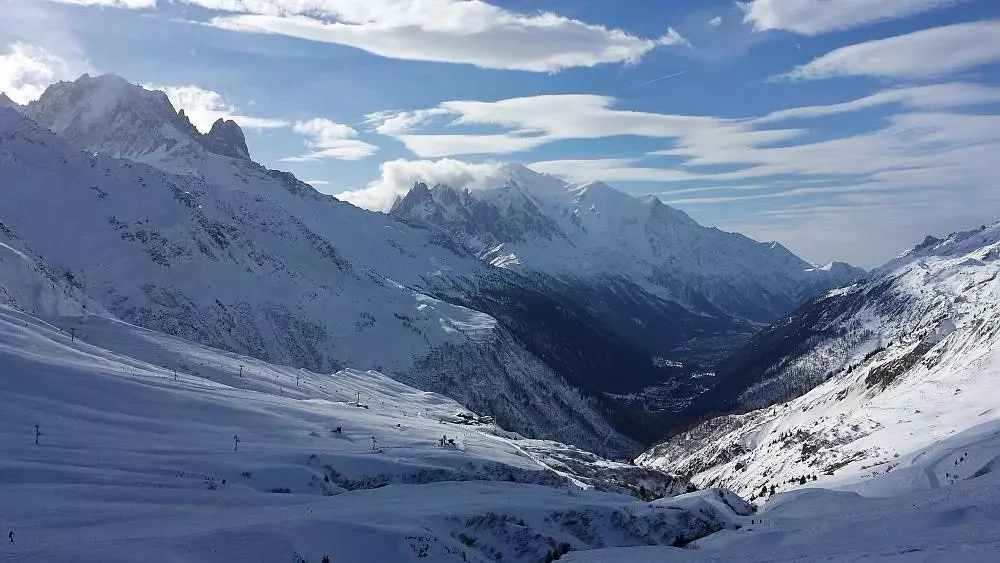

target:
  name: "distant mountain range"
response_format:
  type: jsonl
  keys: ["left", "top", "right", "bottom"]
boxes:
{"left": 392, "top": 174, "right": 863, "bottom": 332}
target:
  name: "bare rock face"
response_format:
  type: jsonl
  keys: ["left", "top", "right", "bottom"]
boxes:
{"left": 201, "top": 118, "right": 250, "bottom": 160}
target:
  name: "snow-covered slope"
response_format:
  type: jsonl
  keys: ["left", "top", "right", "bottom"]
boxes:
{"left": 3, "top": 293, "right": 995, "bottom": 561}
{"left": 638, "top": 223, "right": 1000, "bottom": 501}
{"left": 391, "top": 166, "right": 864, "bottom": 367}
{"left": 0, "top": 303, "right": 749, "bottom": 562}
{"left": 571, "top": 420, "right": 1000, "bottom": 562}
{"left": 0, "top": 104, "right": 634, "bottom": 455}
{"left": 0, "top": 222, "right": 104, "bottom": 317}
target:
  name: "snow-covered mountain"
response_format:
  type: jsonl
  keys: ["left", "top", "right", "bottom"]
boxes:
{"left": 391, "top": 170, "right": 864, "bottom": 366}
{"left": 637, "top": 223, "right": 1000, "bottom": 501}
{"left": 21, "top": 73, "right": 793, "bottom": 449}
{"left": 24, "top": 73, "right": 250, "bottom": 169}
{"left": 2, "top": 98, "right": 650, "bottom": 455}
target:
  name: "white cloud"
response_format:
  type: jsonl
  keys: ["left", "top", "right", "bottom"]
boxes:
{"left": 150, "top": 84, "right": 289, "bottom": 132}
{"left": 755, "top": 83, "right": 1000, "bottom": 123}
{"left": 368, "top": 83, "right": 1000, "bottom": 195}
{"left": 282, "top": 118, "right": 379, "bottom": 161}
{"left": 779, "top": 21, "right": 1000, "bottom": 81}
{"left": 741, "top": 0, "right": 963, "bottom": 35}
{"left": 366, "top": 94, "right": 767, "bottom": 158}
{"left": 49, "top": 0, "right": 155, "bottom": 7}
{"left": 530, "top": 159, "right": 709, "bottom": 184}
{"left": 708, "top": 16, "right": 722, "bottom": 28}
{"left": 0, "top": 42, "right": 76, "bottom": 105}
{"left": 337, "top": 158, "right": 504, "bottom": 211}
{"left": 47, "top": 0, "right": 685, "bottom": 72}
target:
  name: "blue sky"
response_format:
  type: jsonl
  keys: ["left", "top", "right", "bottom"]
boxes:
{"left": 2, "top": 0, "right": 1000, "bottom": 267}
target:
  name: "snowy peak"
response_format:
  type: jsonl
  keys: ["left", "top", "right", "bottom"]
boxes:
{"left": 0, "top": 104, "right": 644, "bottom": 455}
{"left": 391, "top": 181, "right": 563, "bottom": 260}
{"left": 493, "top": 162, "right": 567, "bottom": 194}
{"left": 23, "top": 73, "right": 250, "bottom": 164}
{"left": 392, "top": 164, "right": 864, "bottom": 325}
{"left": 886, "top": 222, "right": 1000, "bottom": 271}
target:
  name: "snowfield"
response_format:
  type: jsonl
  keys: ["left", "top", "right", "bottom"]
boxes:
{"left": 0, "top": 301, "right": 746, "bottom": 562}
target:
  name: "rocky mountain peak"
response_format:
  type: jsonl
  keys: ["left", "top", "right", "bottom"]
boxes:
{"left": 202, "top": 118, "right": 251, "bottom": 160}
{"left": 23, "top": 73, "right": 250, "bottom": 165}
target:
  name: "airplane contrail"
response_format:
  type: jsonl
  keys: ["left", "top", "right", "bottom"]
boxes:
{"left": 620, "top": 70, "right": 687, "bottom": 93}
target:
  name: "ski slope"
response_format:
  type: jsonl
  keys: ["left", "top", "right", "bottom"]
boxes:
{"left": 0, "top": 302, "right": 732, "bottom": 562}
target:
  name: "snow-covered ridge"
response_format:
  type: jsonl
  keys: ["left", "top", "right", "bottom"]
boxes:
{"left": 637, "top": 222, "right": 1000, "bottom": 501}
{"left": 391, "top": 164, "right": 865, "bottom": 329}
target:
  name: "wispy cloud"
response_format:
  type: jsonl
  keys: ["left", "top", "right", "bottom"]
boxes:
{"left": 49, "top": 0, "right": 155, "bottom": 7}
{"left": 49, "top": 0, "right": 687, "bottom": 72}
{"left": 367, "top": 82, "right": 1000, "bottom": 172}
{"left": 778, "top": 21, "right": 1000, "bottom": 81}
{"left": 282, "top": 118, "right": 379, "bottom": 162}
{"left": 754, "top": 83, "right": 1000, "bottom": 123}
{"left": 741, "top": 0, "right": 964, "bottom": 35}
{"left": 365, "top": 94, "right": 768, "bottom": 158}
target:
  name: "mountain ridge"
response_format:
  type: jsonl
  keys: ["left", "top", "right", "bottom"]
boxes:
{"left": 637, "top": 221, "right": 1000, "bottom": 500}
{"left": 390, "top": 166, "right": 865, "bottom": 396}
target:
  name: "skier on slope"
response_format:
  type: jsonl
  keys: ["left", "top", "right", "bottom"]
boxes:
{"left": 8, "top": 530, "right": 13, "bottom": 543}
